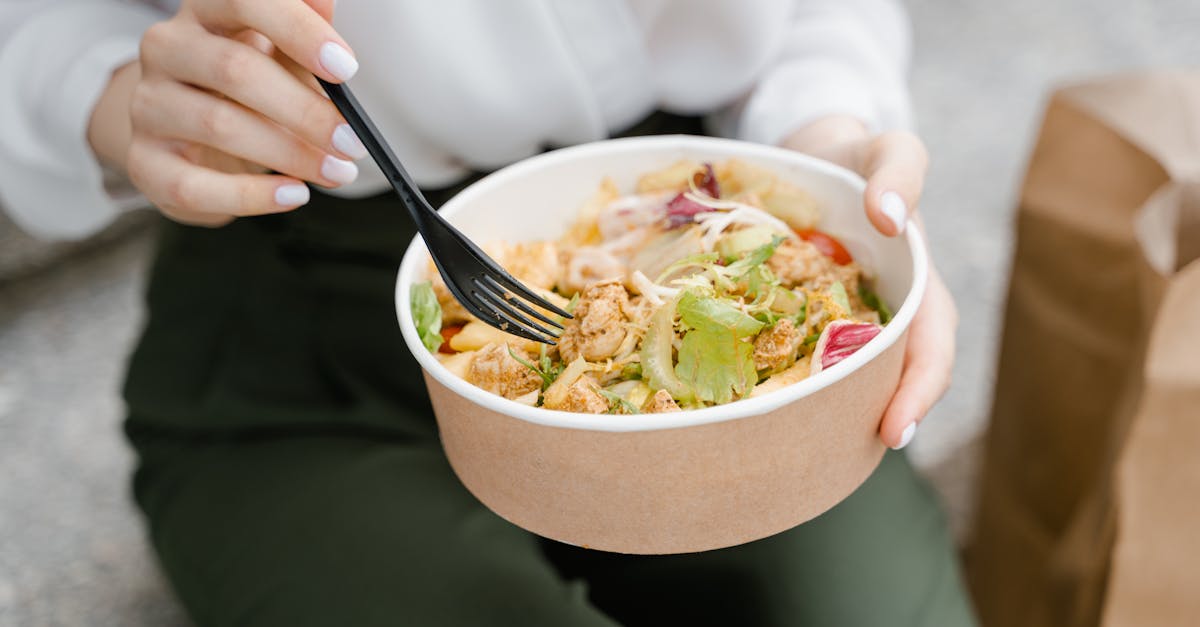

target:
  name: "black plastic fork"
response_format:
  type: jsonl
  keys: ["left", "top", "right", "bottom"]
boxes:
{"left": 318, "top": 79, "right": 571, "bottom": 344}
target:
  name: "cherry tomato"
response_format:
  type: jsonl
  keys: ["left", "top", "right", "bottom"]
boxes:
{"left": 796, "top": 229, "right": 853, "bottom": 265}
{"left": 438, "top": 325, "right": 464, "bottom": 354}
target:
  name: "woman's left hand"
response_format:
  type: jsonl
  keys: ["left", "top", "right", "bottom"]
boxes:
{"left": 783, "top": 116, "right": 958, "bottom": 450}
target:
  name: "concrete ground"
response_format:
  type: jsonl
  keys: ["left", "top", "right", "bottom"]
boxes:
{"left": 2, "top": 2, "right": 1198, "bottom": 625}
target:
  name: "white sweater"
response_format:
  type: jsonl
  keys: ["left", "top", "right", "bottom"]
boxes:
{"left": 0, "top": 0, "right": 911, "bottom": 240}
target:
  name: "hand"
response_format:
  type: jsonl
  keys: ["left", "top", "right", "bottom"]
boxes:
{"left": 783, "top": 116, "right": 958, "bottom": 450}
{"left": 87, "top": 0, "right": 367, "bottom": 227}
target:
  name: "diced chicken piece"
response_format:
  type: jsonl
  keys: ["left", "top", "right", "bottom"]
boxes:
{"left": 558, "top": 279, "right": 631, "bottom": 363}
{"left": 767, "top": 239, "right": 839, "bottom": 288}
{"left": 559, "top": 247, "right": 626, "bottom": 296}
{"left": 553, "top": 379, "right": 609, "bottom": 414}
{"left": 641, "top": 389, "right": 682, "bottom": 413}
{"left": 753, "top": 318, "right": 802, "bottom": 373}
{"left": 465, "top": 343, "right": 541, "bottom": 400}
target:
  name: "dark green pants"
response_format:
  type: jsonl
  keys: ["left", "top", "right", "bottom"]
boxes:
{"left": 123, "top": 122, "right": 975, "bottom": 626}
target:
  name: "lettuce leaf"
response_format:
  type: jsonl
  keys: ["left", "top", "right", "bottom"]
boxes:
{"left": 858, "top": 284, "right": 893, "bottom": 324}
{"left": 828, "top": 281, "right": 851, "bottom": 316}
{"left": 411, "top": 281, "right": 443, "bottom": 352}
{"left": 674, "top": 290, "right": 765, "bottom": 404}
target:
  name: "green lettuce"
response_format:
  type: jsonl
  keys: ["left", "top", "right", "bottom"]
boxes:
{"left": 858, "top": 284, "right": 893, "bottom": 324}
{"left": 674, "top": 289, "right": 765, "bottom": 404}
{"left": 411, "top": 281, "right": 443, "bottom": 353}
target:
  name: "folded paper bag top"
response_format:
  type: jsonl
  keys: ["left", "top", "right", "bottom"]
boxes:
{"left": 395, "top": 136, "right": 927, "bottom": 554}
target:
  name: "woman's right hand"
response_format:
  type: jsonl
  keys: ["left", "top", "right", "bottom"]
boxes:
{"left": 88, "top": 0, "right": 367, "bottom": 227}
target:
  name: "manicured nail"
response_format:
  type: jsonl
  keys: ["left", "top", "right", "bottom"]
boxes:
{"left": 880, "top": 191, "right": 908, "bottom": 236}
{"left": 318, "top": 42, "right": 358, "bottom": 81}
{"left": 332, "top": 124, "right": 368, "bottom": 160}
{"left": 321, "top": 155, "right": 358, "bottom": 185}
{"left": 893, "top": 422, "right": 917, "bottom": 450}
{"left": 275, "top": 184, "right": 310, "bottom": 207}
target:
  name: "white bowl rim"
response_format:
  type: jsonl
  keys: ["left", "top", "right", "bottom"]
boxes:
{"left": 396, "top": 135, "right": 928, "bottom": 433}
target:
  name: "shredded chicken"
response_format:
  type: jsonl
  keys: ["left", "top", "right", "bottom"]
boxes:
{"left": 558, "top": 279, "right": 630, "bottom": 363}
{"left": 641, "top": 389, "right": 682, "bottom": 413}
{"left": 465, "top": 343, "right": 541, "bottom": 400}
{"left": 753, "top": 318, "right": 802, "bottom": 373}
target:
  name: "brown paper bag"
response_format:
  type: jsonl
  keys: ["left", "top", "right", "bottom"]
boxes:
{"left": 966, "top": 70, "right": 1200, "bottom": 627}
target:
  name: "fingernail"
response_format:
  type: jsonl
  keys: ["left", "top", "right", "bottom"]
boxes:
{"left": 332, "top": 124, "right": 368, "bottom": 160}
{"left": 880, "top": 191, "right": 908, "bottom": 236}
{"left": 318, "top": 42, "right": 358, "bottom": 81}
{"left": 321, "top": 155, "right": 358, "bottom": 185}
{"left": 892, "top": 422, "right": 917, "bottom": 450}
{"left": 274, "top": 184, "right": 310, "bottom": 207}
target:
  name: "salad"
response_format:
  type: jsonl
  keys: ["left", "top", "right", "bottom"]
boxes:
{"left": 411, "top": 159, "right": 892, "bottom": 414}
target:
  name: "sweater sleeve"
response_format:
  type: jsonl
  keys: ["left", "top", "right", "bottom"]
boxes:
{"left": 736, "top": 0, "right": 913, "bottom": 146}
{"left": 0, "top": 1, "right": 164, "bottom": 240}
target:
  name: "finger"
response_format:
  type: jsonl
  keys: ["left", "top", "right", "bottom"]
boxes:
{"left": 190, "top": 0, "right": 358, "bottom": 83}
{"left": 131, "top": 79, "right": 357, "bottom": 187}
{"left": 303, "top": 0, "right": 336, "bottom": 23}
{"left": 860, "top": 131, "right": 929, "bottom": 237}
{"left": 878, "top": 273, "right": 957, "bottom": 449}
{"left": 141, "top": 22, "right": 366, "bottom": 160}
{"left": 127, "top": 138, "right": 312, "bottom": 220}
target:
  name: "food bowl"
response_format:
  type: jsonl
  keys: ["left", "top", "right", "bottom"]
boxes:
{"left": 396, "top": 135, "right": 927, "bottom": 554}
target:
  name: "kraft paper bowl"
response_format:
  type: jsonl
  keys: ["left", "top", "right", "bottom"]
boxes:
{"left": 396, "top": 135, "right": 928, "bottom": 554}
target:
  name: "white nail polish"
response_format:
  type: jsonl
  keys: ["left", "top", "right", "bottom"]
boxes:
{"left": 274, "top": 184, "right": 310, "bottom": 207}
{"left": 321, "top": 155, "right": 358, "bottom": 185}
{"left": 893, "top": 422, "right": 917, "bottom": 450}
{"left": 318, "top": 42, "right": 358, "bottom": 81}
{"left": 880, "top": 191, "right": 908, "bottom": 236}
{"left": 332, "top": 124, "right": 368, "bottom": 160}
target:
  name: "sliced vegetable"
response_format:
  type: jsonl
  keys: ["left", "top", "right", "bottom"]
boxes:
{"left": 859, "top": 285, "right": 893, "bottom": 324}
{"left": 828, "top": 281, "right": 852, "bottom": 316}
{"left": 810, "top": 320, "right": 883, "bottom": 374}
{"left": 664, "top": 192, "right": 712, "bottom": 229}
{"left": 639, "top": 296, "right": 693, "bottom": 402}
{"left": 691, "top": 162, "right": 721, "bottom": 198}
{"left": 674, "top": 289, "right": 765, "bottom": 404}
{"left": 438, "top": 324, "right": 464, "bottom": 354}
{"left": 598, "top": 389, "right": 640, "bottom": 415}
{"left": 715, "top": 225, "right": 777, "bottom": 261}
{"left": 543, "top": 357, "right": 595, "bottom": 409}
{"left": 411, "top": 281, "right": 443, "bottom": 353}
{"left": 796, "top": 229, "right": 853, "bottom": 265}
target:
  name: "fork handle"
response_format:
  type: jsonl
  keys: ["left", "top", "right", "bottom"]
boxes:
{"left": 317, "top": 78, "right": 434, "bottom": 228}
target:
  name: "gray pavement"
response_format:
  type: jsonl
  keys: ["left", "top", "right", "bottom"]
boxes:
{"left": 2, "top": 1, "right": 1198, "bottom": 624}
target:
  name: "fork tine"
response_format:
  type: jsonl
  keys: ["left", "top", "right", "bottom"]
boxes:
{"left": 471, "top": 290, "right": 559, "bottom": 345}
{"left": 479, "top": 275, "right": 565, "bottom": 330}
{"left": 472, "top": 281, "right": 562, "bottom": 339}
{"left": 482, "top": 266, "right": 573, "bottom": 319}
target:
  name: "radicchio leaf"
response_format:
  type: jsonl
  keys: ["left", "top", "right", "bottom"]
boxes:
{"left": 665, "top": 193, "right": 712, "bottom": 228}
{"left": 810, "top": 320, "right": 883, "bottom": 374}
{"left": 664, "top": 163, "right": 721, "bottom": 229}
{"left": 692, "top": 162, "right": 720, "bottom": 198}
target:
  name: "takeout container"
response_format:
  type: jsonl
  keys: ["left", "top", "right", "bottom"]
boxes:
{"left": 396, "top": 136, "right": 928, "bottom": 554}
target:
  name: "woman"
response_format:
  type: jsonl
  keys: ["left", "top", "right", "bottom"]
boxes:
{"left": 0, "top": 0, "right": 970, "bottom": 624}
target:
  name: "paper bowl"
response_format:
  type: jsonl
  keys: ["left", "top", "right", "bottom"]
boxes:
{"left": 396, "top": 135, "right": 927, "bottom": 554}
